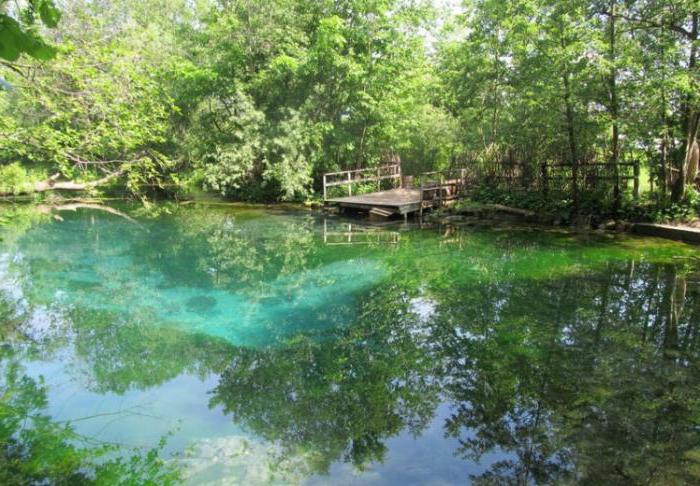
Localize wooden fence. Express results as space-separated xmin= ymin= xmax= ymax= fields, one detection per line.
xmin=484 ymin=160 xmax=641 ymax=201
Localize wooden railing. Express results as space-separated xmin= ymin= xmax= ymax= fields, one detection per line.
xmin=415 ymin=168 xmax=472 ymax=216
xmin=323 ymin=164 xmax=401 ymax=200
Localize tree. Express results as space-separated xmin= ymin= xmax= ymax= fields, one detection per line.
xmin=0 ymin=0 xmax=181 ymax=197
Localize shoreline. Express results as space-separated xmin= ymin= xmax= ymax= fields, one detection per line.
xmin=3 ymin=198 xmax=700 ymax=246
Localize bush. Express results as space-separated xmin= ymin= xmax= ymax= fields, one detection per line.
xmin=470 ymin=182 xmax=700 ymax=225
xmin=0 ymin=163 xmax=32 ymax=195
xmin=624 ymin=186 xmax=700 ymax=224
xmin=470 ymin=184 xmax=574 ymax=220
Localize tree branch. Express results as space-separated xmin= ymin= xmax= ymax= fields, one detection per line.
xmin=619 ymin=13 xmax=693 ymax=38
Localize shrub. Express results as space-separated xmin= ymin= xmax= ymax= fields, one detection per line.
xmin=0 ymin=163 xmax=32 ymax=195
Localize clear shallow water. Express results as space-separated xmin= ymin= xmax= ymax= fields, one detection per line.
xmin=2 ymin=203 xmax=700 ymax=484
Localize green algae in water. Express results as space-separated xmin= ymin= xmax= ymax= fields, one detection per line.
xmin=1 ymin=203 xmax=700 ymax=485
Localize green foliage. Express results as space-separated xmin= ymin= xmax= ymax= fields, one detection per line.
xmin=1 ymin=0 xmax=448 ymax=201
xmin=0 ymin=1 xmax=60 ymax=61
xmin=173 ymin=0 xmax=443 ymax=201
xmin=614 ymin=186 xmax=700 ymax=223
xmin=471 ymin=184 xmax=575 ymax=220
xmin=471 ymin=181 xmax=700 ymax=224
xmin=1 ymin=0 xmax=698 ymax=212
xmin=0 ymin=162 xmax=31 ymax=195
xmin=646 ymin=186 xmax=700 ymax=223
xmin=1 ymin=0 xmax=180 ymax=196
xmin=437 ymin=0 xmax=700 ymax=218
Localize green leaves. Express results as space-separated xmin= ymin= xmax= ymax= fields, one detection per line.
xmin=0 ymin=1 xmax=60 ymax=61
xmin=173 ymin=0 xmax=439 ymax=200
xmin=35 ymin=0 xmax=61 ymax=28
xmin=0 ymin=15 xmax=55 ymax=61
xmin=437 ymin=0 xmax=700 ymax=209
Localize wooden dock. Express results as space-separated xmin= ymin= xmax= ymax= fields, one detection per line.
xmin=323 ymin=164 xmax=470 ymax=219
xmin=326 ymin=188 xmax=423 ymax=216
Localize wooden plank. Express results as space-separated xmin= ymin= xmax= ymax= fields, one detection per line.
xmin=369 ymin=207 xmax=394 ymax=217
xmin=369 ymin=207 xmax=394 ymax=221
xmin=327 ymin=188 xmax=422 ymax=207
xmin=330 ymin=201 xmax=421 ymax=214
xmin=324 ymin=166 xmax=469 ymax=216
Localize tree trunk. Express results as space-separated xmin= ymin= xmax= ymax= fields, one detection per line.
xmin=660 ymin=87 xmax=670 ymax=195
xmin=562 ymin=70 xmax=579 ymax=213
xmin=608 ymin=0 xmax=621 ymax=213
xmin=673 ymin=12 xmax=699 ymax=202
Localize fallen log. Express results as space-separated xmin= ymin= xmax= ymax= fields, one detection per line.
xmin=0 ymin=168 xmax=126 ymax=197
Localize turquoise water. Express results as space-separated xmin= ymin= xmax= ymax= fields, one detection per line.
xmin=1 ymin=203 xmax=700 ymax=484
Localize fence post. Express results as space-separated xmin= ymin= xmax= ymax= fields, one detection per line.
xmin=613 ymin=162 xmax=621 ymax=213
xmin=633 ymin=160 xmax=640 ymax=200
xmin=541 ymin=162 xmax=548 ymax=200
xmin=347 ymin=172 xmax=352 ymax=196
xmin=323 ymin=174 xmax=327 ymax=201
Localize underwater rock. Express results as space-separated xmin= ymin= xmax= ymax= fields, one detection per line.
xmin=180 ymin=435 xmax=314 ymax=485
xmin=186 ymin=295 xmax=218 ymax=313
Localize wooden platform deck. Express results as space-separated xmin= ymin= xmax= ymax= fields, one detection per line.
xmin=326 ymin=188 xmax=422 ymax=215
xmin=323 ymin=164 xmax=470 ymax=219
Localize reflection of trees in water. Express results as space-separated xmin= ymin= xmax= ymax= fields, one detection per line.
xmin=434 ymin=261 xmax=700 ymax=484
xmin=69 ymin=308 xmax=236 ymax=394
xmin=131 ymin=208 xmax=324 ymax=292
xmin=0 ymin=348 xmax=180 ymax=485
xmin=1 ymin=284 xmax=441 ymax=479
xmin=209 ymin=286 xmax=441 ymax=474
xmin=4 ymin=208 xmax=700 ymax=482
xmin=5 ymin=256 xmax=700 ymax=483
xmin=203 ymin=259 xmax=700 ymax=482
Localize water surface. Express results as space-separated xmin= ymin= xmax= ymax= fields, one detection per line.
xmin=1 ymin=203 xmax=700 ymax=484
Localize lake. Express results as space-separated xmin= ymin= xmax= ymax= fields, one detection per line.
xmin=1 ymin=203 xmax=699 ymax=484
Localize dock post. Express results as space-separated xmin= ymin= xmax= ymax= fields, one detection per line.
xmin=323 ymin=174 xmax=327 ymax=201
xmin=419 ymin=184 xmax=424 ymax=219
xmin=347 ymin=172 xmax=352 ymax=196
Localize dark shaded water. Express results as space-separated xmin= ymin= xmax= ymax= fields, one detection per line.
xmin=1 ymin=203 xmax=700 ymax=484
